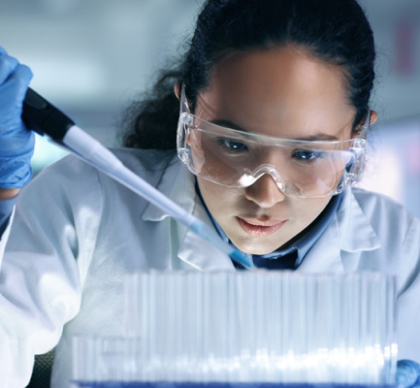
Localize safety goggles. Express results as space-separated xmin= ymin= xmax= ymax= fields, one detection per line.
xmin=177 ymin=86 xmax=369 ymax=199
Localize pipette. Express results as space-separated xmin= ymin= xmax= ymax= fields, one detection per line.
xmin=21 ymin=88 xmax=253 ymax=270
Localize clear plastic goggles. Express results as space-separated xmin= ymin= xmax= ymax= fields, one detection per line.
xmin=177 ymin=86 xmax=369 ymax=199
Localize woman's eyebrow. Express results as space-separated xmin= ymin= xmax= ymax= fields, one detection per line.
xmin=210 ymin=119 xmax=339 ymax=141
xmin=210 ymin=119 xmax=246 ymax=132
xmin=294 ymin=133 xmax=339 ymax=141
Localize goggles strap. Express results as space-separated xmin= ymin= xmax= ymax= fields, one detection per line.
xmin=180 ymin=83 xmax=190 ymax=115
xmin=358 ymin=108 xmax=371 ymax=140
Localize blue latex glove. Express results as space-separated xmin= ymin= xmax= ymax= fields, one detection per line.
xmin=0 ymin=47 xmax=34 ymax=189
xmin=397 ymin=360 xmax=420 ymax=388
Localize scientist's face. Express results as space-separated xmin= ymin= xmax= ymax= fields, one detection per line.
xmin=190 ymin=46 xmax=371 ymax=255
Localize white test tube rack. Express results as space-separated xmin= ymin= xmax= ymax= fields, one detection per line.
xmin=71 ymin=271 xmax=397 ymax=387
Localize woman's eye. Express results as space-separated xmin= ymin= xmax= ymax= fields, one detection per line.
xmin=292 ymin=150 xmax=324 ymax=162
xmin=217 ymin=138 xmax=249 ymax=152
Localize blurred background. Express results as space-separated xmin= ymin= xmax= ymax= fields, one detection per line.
xmin=0 ymin=0 xmax=419 ymax=217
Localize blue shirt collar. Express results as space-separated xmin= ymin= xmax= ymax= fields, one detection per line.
xmin=195 ymin=181 xmax=342 ymax=269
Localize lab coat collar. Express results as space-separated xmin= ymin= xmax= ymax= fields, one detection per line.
xmin=141 ymin=158 xmax=235 ymax=272
xmin=337 ymin=188 xmax=381 ymax=253
xmin=298 ymin=188 xmax=381 ymax=273
xmin=141 ymin=158 xmax=196 ymax=222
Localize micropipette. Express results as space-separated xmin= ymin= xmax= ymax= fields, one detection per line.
xmin=21 ymin=88 xmax=253 ymax=270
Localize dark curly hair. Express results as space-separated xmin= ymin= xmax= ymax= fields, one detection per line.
xmin=123 ymin=0 xmax=375 ymax=150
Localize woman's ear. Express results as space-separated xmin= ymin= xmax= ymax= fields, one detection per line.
xmin=174 ymin=82 xmax=182 ymax=100
xmin=370 ymin=110 xmax=378 ymax=125
xmin=352 ymin=109 xmax=379 ymax=139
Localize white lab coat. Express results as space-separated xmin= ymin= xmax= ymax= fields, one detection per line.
xmin=0 ymin=148 xmax=419 ymax=388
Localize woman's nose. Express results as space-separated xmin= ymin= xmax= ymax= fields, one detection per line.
xmin=244 ymin=173 xmax=286 ymax=208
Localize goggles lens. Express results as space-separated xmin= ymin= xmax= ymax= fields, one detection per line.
xmin=177 ymin=88 xmax=368 ymax=199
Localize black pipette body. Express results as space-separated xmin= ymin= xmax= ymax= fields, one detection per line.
xmin=22 ymin=88 xmax=74 ymax=143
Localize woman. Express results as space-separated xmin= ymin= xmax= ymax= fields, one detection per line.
xmin=0 ymin=0 xmax=419 ymax=386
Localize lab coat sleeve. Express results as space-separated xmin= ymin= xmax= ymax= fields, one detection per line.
xmin=396 ymin=214 xmax=420 ymax=363
xmin=0 ymin=155 xmax=103 ymax=387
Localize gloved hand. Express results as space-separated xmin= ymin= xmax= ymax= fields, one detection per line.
xmin=397 ymin=360 xmax=420 ymax=388
xmin=0 ymin=47 xmax=34 ymax=189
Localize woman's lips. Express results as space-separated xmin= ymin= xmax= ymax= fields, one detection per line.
xmin=237 ymin=217 xmax=286 ymax=237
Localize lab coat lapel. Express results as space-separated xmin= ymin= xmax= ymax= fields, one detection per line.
xmin=141 ymin=158 xmax=234 ymax=272
xmin=141 ymin=158 xmax=195 ymax=222
xmin=298 ymin=189 xmax=381 ymax=273
xmin=177 ymin=204 xmax=236 ymax=272
xmin=297 ymin=215 xmax=344 ymax=272
xmin=337 ymin=189 xmax=381 ymax=253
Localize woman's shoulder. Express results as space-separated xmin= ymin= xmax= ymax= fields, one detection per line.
xmin=36 ymin=147 xmax=177 ymax=185
xmin=19 ymin=148 xmax=178 ymax=216
xmin=110 ymin=147 xmax=177 ymax=174
xmin=350 ymin=188 xmax=413 ymax=216
xmin=349 ymin=187 xmax=419 ymax=234
xmin=336 ymin=189 xmax=420 ymax=274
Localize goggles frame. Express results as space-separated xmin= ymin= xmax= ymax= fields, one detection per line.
xmin=176 ymin=85 xmax=370 ymax=198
